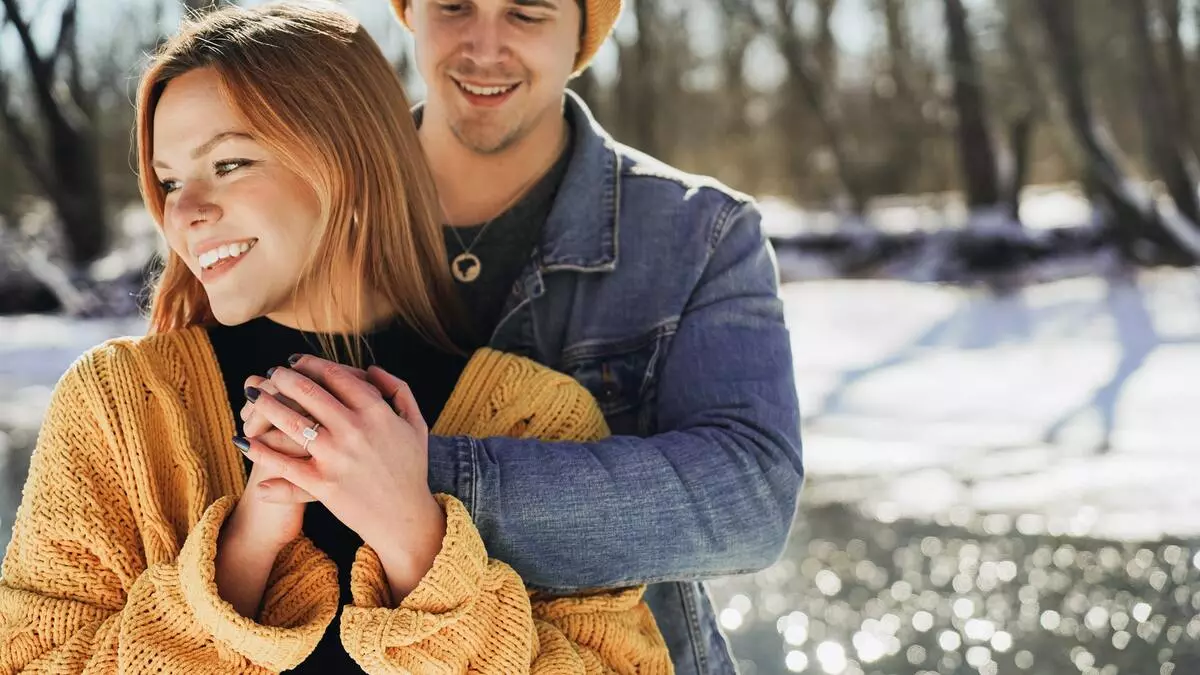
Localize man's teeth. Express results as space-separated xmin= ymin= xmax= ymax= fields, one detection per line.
xmin=458 ymin=81 xmax=516 ymax=96
xmin=199 ymin=240 xmax=254 ymax=269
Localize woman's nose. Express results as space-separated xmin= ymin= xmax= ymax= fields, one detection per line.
xmin=169 ymin=182 xmax=222 ymax=229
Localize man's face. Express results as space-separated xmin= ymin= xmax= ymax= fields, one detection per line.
xmin=407 ymin=0 xmax=581 ymax=155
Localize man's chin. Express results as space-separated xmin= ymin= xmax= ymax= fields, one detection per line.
xmin=450 ymin=120 xmax=523 ymax=156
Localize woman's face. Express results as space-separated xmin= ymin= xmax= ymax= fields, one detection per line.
xmin=151 ymin=67 xmax=324 ymax=327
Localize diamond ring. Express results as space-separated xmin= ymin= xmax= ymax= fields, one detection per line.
xmin=301 ymin=422 xmax=321 ymax=451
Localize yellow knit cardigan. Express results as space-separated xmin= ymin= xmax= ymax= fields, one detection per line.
xmin=0 ymin=326 xmax=672 ymax=674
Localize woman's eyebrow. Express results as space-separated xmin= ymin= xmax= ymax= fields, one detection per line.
xmin=152 ymin=130 xmax=254 ymax=169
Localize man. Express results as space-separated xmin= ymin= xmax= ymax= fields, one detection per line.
xmin=246 ymin=0 xmax=801 ymax=670
xmin=396 ymin=1 xmax=803 ymax=672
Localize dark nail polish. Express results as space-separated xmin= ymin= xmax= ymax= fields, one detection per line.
xmin=232 ymin=436 xmax=251 ymax=452
xmin=288 ymin=354 xmax=303 ymax=366
xmin=244 ymin=386 xmax=261 ymax=402
xmin=266 ymin=367 xmax=278 ymax=378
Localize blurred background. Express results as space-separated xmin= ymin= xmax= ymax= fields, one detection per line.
xmin=2 ymin=0 xmax=1199 ymax=673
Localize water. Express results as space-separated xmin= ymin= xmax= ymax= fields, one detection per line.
xmin=710 ymin=498 xmax=1200 ymax=675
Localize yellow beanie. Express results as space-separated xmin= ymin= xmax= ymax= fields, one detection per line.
xmin=389 ymin=0 xmax=622 ymax=75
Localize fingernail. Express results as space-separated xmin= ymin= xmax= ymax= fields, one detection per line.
xmin=232 ymin=435 xmax=251 ymax=452
xmin=266 ymin=367 xmax=278 ymax=378
xmin=288 ymin=354 xmax=303 ymax=366
xmin=244 ymin=386 xmax=261 ymax=402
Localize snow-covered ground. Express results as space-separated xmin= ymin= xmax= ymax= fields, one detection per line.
xmin=1 ymin=269 xmax=1198 ymax=545
xmin=784 ymin=269 xmax=1200 ymax=542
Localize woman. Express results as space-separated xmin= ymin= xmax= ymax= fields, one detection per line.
xmin=0 ymin=3 xmax=669 ymax=673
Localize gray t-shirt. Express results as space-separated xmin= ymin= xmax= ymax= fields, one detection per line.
xmin=443 ymin=125 xmax=574 ymax=348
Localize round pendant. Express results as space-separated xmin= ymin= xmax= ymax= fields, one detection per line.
xmin=451 ymin=252 xmax=482 ymax=283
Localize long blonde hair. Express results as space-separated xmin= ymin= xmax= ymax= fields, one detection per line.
xmin=136 ymin=1 xmax=464 ymax=358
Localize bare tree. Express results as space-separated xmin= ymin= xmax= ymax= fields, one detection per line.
xmin=1155 ymin=0 xmax=1197 ymax=166
xmin=1034 ymin=0 xmax=1199 ymax=264
xmin=1129 ymin=0 xmax=1200 ymax=227
xmin=629 ymin=0 xmax=661 ymax=157
xmin=943 ymin=0 xmax=1002 ymax=212
xmin=0 ymin=0 xmax=108 ymax=266
xmin=814 ymin=0 xmax=839 ymax=86
xmin=998 ymin=0 xmax=1048 ymax=221
xmin=728 ymin=0 xmax=867 ymax=213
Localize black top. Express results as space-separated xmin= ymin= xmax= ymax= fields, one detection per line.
xmin=442 ymin=123 xmax=574 ymax=348
xmin=206 ymin=316 xmax=469 ymax=673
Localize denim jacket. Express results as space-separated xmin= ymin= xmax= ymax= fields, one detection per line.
xmin=424 ymin=91 xmax=804 ymax=675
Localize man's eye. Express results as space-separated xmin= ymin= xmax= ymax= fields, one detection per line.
xmin=512 ymin=12 xmax=545 ymax=24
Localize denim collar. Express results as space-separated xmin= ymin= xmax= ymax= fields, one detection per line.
xmin=412 ymin=90 xmax=619 ymax=274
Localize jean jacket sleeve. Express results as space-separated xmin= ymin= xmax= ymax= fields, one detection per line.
xmin=427 ymin=201 xmax=803 ymax=593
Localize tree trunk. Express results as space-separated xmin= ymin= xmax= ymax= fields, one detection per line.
xmin=880 ymin=0 xmax=914 ymax=105
xmin=0 ymin=0 xmax=108 ymax=266
xmin=775 ymin=0 xmax=867 ymax=214
xmin=943 ymin=0 xmax=1001 ymax=210
xmin=624 ymin=0 xmax=662 ymax=159
xmin=877 ymin=0 xmax=925 ymax=194
xmin=814 ymin=0 xmax=840 ymax=87
xmin=1159 ymin=0 xmax=1193 ymax=151
xmin=1006 ymin=112 xmax=1035 ymax=222
xmin=1034 ymin=0 xmax=1197 ymax=264
xmin=1129 ymin=0 xmax=1200 ymax=227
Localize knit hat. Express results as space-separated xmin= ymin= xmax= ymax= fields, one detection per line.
xmin=389 ymin=0 xmax=622 ymax=75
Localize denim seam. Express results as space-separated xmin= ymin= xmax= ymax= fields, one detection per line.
xmin=679 ymin=581 xmax=709 ymax=674
xmin=559 ymin=318 xmax=679 ymax=364
xmin=458 ymin=436 xmax=479 ymax=517
xmin=707 ymin=199 xmax=743 ymax=255
xmin=621 ymin=164 xmax=755 ymax=208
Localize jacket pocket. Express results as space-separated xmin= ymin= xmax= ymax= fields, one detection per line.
xmin=561 ymin=323 xmax=675 ymax=435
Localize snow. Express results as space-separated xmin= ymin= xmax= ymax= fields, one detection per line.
xmin=786 ymin=269 xmax=1200 ymax=540
xmin=0 ymin=315 xmax=145 ymax=429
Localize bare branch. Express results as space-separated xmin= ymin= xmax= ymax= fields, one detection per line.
xmin=49 ymin=0 xmax=77 ymax=72
xmin=0 ymin=73 xmax=54 ymax=197
xmin=0 ymin=0 xmax=48 ymax=83
xmin=717 ymin=0 xmax=766 ymax=31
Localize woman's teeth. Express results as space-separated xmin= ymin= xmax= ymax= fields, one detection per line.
xmin=199 ymin=240 xmax=255 ymax=270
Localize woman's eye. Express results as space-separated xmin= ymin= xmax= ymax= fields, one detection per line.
xmin=439 ymin=3 xmax=465 ymax=14
xmin=215 ymin=159 xmax=252 ymax=176
xmin=160 ymin=179 xmax=181 ymax=194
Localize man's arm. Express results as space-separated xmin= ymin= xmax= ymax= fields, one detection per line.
xmin=427 ymin=200 xmax=804 ymax=593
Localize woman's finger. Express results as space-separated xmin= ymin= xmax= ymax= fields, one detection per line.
xmin=236 ymin=435 xmax=322 ymax=498
xmin=366 ymin=365 xmax=427 ymax=435
xmin=256 ymin=427 xmax=310 ymax=459
xmin=244 ymin=386 xmax=329 ymax=455
xmin=244 ymin=388 xmax=307 ymax=438
xmin=256 ymin=477 xmax=317 ymax=504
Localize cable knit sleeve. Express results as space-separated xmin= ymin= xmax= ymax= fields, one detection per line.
xmin=0 ymin=347 xmax=339 ymax=673
xmin=338 ymin=349 xmax=673 ymax=674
